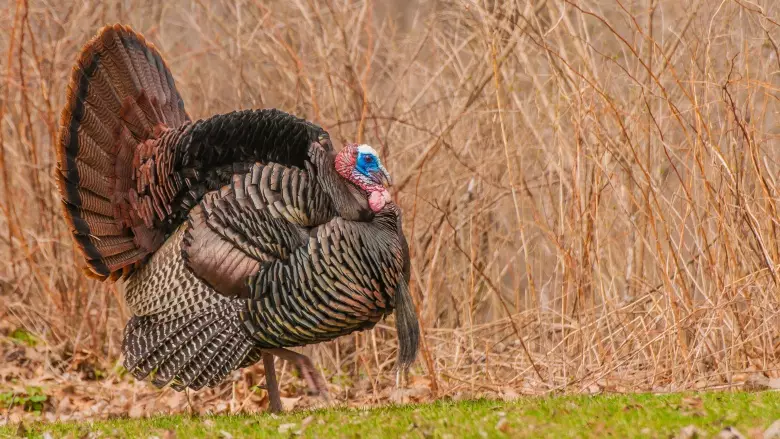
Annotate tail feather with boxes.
[69,117,117,171]
[88,236,137,258]
[76,189,115,218]
[95,30,143,103]
[57,24,189,280]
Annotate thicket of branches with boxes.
[0,0,778,399]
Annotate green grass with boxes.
[2,392,779,438]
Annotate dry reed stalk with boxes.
[0,0,777,406]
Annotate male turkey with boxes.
[56,24,419,412]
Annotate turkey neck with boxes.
[307,145,373,222]
[241,204,406,348]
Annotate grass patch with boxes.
[3,391,778,438]
[7,329,38,347]
[0,387,49,414]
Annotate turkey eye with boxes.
[363,155,373,163]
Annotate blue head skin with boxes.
[355,145,391,187]
[335,144,392,212]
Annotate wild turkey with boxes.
[55,24,419,411]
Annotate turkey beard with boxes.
[394,276,419,371]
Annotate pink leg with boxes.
[266,348,329,400]
[262,352,283,413]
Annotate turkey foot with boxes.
[267,348,330,400]
[262,352,283,413]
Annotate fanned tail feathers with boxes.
[57,24,189,281]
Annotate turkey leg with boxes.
[266,348,330,400]
[262,352,283,413]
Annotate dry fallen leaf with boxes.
[499,388,519,401]
[390,386,431,404]
[128,405,144,419]
[744,374,772,391]
[765,420,780,439]
[452,391,476,402]
[15,422,27,438]
[278,423,297,434]
[280,396,301,411]
[495,417,509,433]
[680,397,706,417]
[715,427,746,439]
[300,415,315,430]
[676,425,704,439]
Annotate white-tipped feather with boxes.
[357,144,378,156]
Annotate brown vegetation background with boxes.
[0,0,779,421]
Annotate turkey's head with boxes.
[335,143,392,212]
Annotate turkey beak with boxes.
[371,168,392,188]
[378,167,392,188]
